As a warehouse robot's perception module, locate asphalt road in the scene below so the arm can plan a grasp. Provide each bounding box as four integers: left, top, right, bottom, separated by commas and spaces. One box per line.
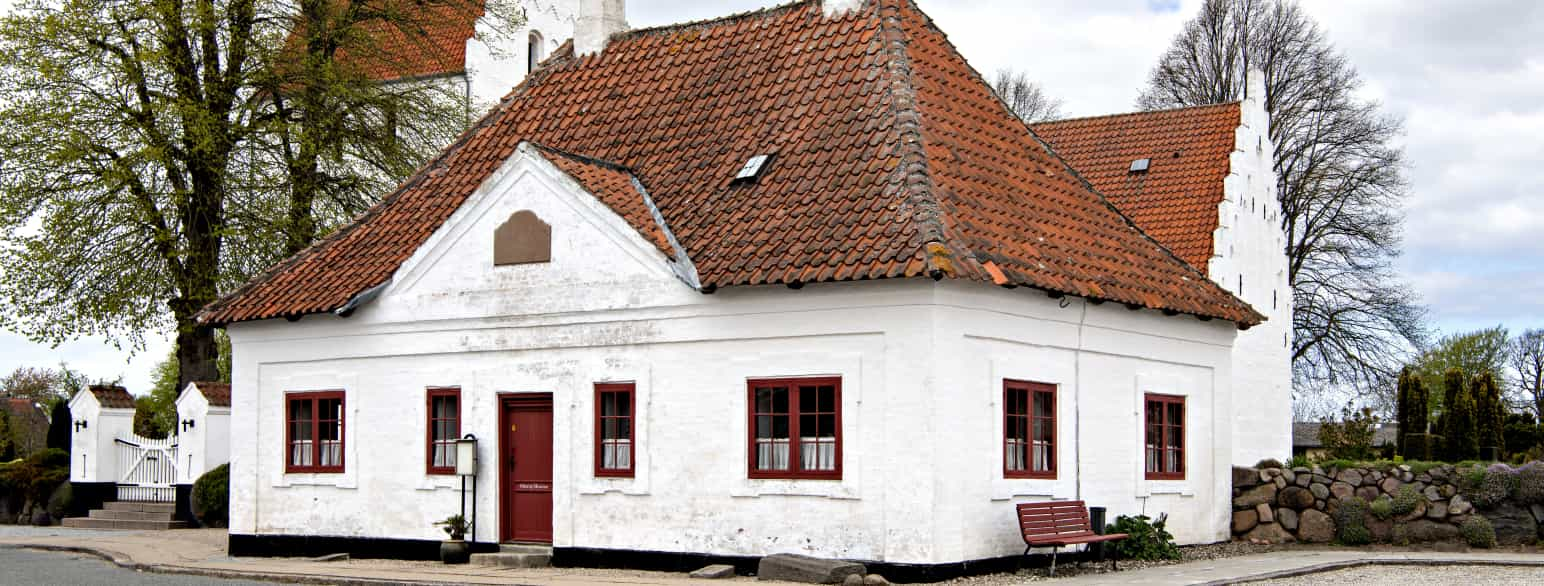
0, 547, 283, 586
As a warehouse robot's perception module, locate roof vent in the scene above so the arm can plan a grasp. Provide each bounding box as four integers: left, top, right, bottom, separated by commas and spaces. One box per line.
1129, 158, 1151, 173
733, 154, 774, 183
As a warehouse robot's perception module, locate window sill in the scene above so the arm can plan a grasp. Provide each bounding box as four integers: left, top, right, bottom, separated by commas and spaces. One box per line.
1142, 480, 1194, 497
730, 479, 859, 500
577, 476, 648, 496
414, 475, 463, 492
274, 473, 356, 489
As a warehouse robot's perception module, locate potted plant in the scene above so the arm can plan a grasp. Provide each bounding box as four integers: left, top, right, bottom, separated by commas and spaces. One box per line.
436, 514, 472, 564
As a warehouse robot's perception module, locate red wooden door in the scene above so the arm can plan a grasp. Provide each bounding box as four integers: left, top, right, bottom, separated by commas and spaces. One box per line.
500, 395, 553, 543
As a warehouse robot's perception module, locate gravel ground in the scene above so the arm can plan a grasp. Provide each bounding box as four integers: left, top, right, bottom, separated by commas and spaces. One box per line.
0, 547, 276, 585
934, 541, 1287, 585
1249, 565, 1544, 585
0, 525, 145, 539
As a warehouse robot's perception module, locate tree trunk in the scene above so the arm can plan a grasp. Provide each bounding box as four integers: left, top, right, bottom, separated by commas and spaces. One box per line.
171, 298, 221, 392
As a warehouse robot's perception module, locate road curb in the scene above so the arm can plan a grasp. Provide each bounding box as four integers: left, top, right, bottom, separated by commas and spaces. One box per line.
1210, 557, 1544, 585
2, 543, 522, 586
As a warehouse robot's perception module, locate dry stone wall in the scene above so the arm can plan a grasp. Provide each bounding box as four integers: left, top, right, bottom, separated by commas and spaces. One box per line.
1230, 463, 1544, 545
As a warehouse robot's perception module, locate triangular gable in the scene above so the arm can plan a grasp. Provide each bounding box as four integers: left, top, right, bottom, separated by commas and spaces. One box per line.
203, 0, 1260, 327
384, 142, 697, 306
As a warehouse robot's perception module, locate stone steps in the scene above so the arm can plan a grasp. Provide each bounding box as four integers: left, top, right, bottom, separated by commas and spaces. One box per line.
103, 501, 177, 514
470, 544, 552, 568
88, 509, 174, 521
64, 500, 184, 530
61, 517, 190, 530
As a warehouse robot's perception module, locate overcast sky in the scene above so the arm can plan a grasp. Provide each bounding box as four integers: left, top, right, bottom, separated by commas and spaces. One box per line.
2, 0, 1540, 393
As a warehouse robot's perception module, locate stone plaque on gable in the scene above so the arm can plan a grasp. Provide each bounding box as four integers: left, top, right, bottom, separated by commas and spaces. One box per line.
494, 210, 551, 265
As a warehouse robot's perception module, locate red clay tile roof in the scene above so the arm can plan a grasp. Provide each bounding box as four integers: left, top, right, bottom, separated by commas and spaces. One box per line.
202, 0, 1261, 327
290, 1, 483, 82
1032, 103, 1242, 274
88, 385, 136, 409
190, 382, 232, 407
535, 145, 675, 257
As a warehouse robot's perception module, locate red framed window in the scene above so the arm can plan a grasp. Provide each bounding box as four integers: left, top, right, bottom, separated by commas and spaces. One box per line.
286, 391, 345, 473
1144, 393, 1185, 480
427, 388, 461, 475
1004, 380, 1056, 479
748, 377, 841, 480
595, 383, 635, 477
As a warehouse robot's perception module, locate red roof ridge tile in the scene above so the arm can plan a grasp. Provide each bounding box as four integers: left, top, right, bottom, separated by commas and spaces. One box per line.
1036, 101, 1242, 127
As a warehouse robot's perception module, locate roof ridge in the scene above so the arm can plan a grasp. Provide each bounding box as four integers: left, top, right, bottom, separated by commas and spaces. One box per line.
617, 0, 812, 39
527, 142, 638, 176
877, 0, 953, 279
1033, 101, 1242, 128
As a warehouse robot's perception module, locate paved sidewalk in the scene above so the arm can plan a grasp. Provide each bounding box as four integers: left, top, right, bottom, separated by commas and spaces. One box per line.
2, 528, 1543, 585
0, 528, 769, 585
1054, 549, 1544, 585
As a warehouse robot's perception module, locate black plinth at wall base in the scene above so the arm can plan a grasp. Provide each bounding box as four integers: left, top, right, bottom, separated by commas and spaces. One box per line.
175, 484, 194, 524
228, 534, 499, 561
67, 482, 115, 518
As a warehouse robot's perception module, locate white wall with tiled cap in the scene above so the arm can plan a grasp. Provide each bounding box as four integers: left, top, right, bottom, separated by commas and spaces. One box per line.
226, 144, 1241, 565
175, 383, 232, 485
466, 0, 580, 111
1211, 69, 1294, 467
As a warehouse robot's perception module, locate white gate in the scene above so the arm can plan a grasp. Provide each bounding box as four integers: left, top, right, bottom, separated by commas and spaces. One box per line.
115, 435, 179, 502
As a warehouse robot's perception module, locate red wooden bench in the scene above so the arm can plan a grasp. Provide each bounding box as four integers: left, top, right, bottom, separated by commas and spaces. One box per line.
1016, 500, 1129, 576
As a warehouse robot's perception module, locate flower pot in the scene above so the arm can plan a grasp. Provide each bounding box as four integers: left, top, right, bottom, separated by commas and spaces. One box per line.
440, 539, 471, 564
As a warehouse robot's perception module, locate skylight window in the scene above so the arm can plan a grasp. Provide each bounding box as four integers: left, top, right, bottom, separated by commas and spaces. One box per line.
1129, 158, 1151, 173
734, 154, 774, 183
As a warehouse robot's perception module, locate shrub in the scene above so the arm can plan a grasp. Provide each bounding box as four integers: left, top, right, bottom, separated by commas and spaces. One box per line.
1469, 463, 1518, 509
1461, 516, 1497, 548
45, 480, 71, 520
1391, 485, 1422, 516
1286, 455, 1310, 469
1254, 458, 1284, 470
1473, 373, 1504, 458
1442, 369, 1479, 461
0, 448, 70, 507
1319, 403, 1379, 461
1106, 514, 1181, 561
1369, 495, 1393, 520
1335, 497, 1372, 545
192, 463, 229, 527
1517, 461, 1544, 505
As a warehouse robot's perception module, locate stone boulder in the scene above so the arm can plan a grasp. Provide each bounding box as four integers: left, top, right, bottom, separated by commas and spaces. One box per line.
1367, 518, 1394, 543
1298, 509, 1335, 543
1243, 522, 1295, 544
1337, 469, 1364, 487
1449, 495, 1473, 516
758, 554, 865, 584
1485, 504, 1539, 545
1256, 503, 1274, 524
1234, 467, 1260, 488
1280, 486, 1315, 510
1400, 520, 1460, 543
1379, 477, 1401, 495
1233, 509, 1259, 533
691, 565, 737, 580
1330, 482, 1355, 500
1355, 486, 1380, 503
1278, 508, 1299, 531
1425, 501, 1448, 520
1309, 483, 1330, 501
1233, 484, 1277, 509
1395, 498, 1428, 523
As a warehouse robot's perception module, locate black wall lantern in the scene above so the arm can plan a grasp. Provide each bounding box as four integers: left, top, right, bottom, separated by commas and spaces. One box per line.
181, 419, 196, 432
73, 419, 88, 431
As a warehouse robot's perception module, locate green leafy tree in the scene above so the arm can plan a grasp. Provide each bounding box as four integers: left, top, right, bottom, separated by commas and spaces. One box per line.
1473, 372, 1505, 457
1443, 368, 1478, 461
0, 367, 59, 401
1396, 367, 1417, 453
0, 408, 15, 462
0, 0, 499, 392
1415, 327, 1509, 414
